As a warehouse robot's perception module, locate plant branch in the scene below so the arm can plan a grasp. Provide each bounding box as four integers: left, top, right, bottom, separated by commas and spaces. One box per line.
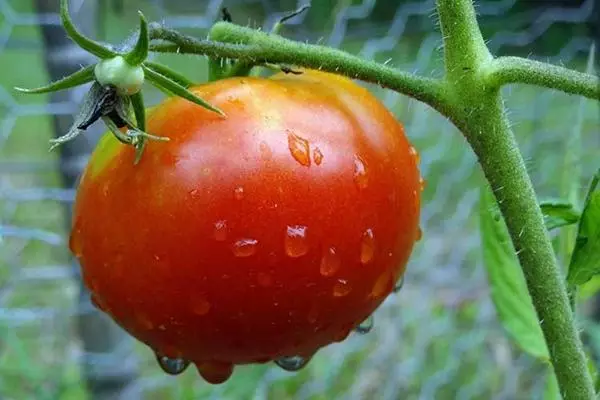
147, 23, 452, 116
435, 0, 491, 81
486, 56, 600, 100
435, 0, 595, 398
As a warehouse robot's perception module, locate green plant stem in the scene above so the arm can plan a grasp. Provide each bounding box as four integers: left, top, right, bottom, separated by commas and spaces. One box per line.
486, 57, 600, 100
436, 0, 594, 398
147, 23, 452, 115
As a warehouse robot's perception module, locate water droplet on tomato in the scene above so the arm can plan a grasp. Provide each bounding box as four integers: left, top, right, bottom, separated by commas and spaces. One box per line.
371, 273, 393, 299
313, 146, 324, 165
156, 353, 190, 375
355, 315, 374, 334
360, 228, 375, 264
287, 131, 311, 167
257, 272, 273, 287
419, 176, 427, 191
409, 145, 420, 163
275, 355, 310, 371
416, 226, 423, 241
285, 225, 309, 257
332, 279, 352, 297
353, 155, 368, 189
213, 220, 227, 241
393, 276, 405, 293
191, 297, 211, 315
232, 238, 258, 257
259, 141, 272, 160
234, 186, 244, 200
196, 361, 234, 384
320, 247, 341, 277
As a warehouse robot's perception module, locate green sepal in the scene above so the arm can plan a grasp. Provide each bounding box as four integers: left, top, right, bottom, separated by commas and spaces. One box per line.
130, 91, 148, 164
124, 11, 149, 66
14, 65, 95, 94
144, 61, 194, 88
60, 0, 116, 59
143, 65, 225, 116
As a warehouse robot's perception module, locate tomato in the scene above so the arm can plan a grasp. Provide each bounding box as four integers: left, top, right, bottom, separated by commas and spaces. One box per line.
70, 70, 422, 383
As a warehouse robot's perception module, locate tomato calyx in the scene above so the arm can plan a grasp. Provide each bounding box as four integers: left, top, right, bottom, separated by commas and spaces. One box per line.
14, 0, 223, 162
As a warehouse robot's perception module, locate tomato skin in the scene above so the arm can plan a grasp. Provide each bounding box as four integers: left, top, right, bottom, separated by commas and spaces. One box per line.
71, 70, 421, 381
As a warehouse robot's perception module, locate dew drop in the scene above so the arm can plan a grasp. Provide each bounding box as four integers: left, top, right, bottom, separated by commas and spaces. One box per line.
393, 276, 405, 293
213, 220, 228, 242
371, 273, 393, 299
156, 353, 191, 375
313, 146, 324, 165
191, 297, 211, 316
275, 355, 310, 371
259, 141, 272, 160
419, 176, 427, 191
257, 272, 273, 287
360, 228, 375, 264
353, 155, 368, 189
320, 247, 341, 277
287, 131, 311, 167
332, 279, 352, 297
409, 145, 420, 163
234, 186, 244, 200
285, 225, 309, 258
232, 238, 258, 257
355, 315, 374, 334
196, 361, 234, 384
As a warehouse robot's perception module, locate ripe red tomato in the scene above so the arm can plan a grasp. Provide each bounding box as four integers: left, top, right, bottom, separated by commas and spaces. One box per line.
70, 70, 421, 383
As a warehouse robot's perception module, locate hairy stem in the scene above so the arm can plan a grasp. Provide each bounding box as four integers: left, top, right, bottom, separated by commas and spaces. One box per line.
147, 23, 452, 116
486, 56, 600, 100
457, 98, 594, 400
436, 0, 594, 398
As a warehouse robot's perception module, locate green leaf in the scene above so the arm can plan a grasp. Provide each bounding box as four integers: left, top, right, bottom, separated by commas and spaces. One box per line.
544, 369, 561, 400
480, 185, 550, 361
567, 170, 600, 285
14, 65, 95, 94
124, 12, 149, 66
143, 65, 225, 116
60, 0, 116, 59
144, 61, 194, 88
540, 200, 581, 230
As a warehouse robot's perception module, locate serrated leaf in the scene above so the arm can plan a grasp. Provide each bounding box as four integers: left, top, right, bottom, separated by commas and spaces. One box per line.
14, 65, 95, 94
124, 12, 149, 66
567, 171, 600, 285
480, 185, 550, 361
143, 65, 224, 116
144, 61, 194, 88
60, 0, 116, 59
540, 200, 581, 230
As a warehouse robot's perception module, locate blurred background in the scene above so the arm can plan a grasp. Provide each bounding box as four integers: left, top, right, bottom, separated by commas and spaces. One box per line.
0, 0, 598, 399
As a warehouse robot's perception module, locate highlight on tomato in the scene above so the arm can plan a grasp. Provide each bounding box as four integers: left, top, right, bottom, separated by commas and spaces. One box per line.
69, 69, 423, 383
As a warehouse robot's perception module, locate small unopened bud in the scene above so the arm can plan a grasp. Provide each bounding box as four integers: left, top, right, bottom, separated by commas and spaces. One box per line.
94, 56, 144, 95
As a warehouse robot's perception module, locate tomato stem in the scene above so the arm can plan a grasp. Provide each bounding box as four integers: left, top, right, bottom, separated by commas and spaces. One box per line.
436, 0, 595, 398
